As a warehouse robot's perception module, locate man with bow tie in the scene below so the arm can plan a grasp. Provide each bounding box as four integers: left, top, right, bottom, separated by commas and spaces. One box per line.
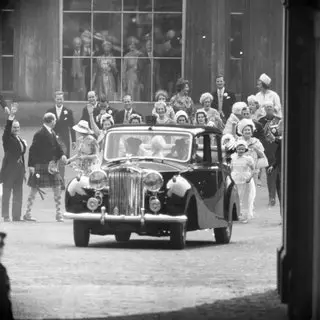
47, 91, 76, 189
211, 75, 236, 122
24, 113, 67, 222
0, 104, 27, 222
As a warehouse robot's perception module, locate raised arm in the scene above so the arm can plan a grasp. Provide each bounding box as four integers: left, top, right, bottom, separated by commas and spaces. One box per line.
87, 104, 101, 137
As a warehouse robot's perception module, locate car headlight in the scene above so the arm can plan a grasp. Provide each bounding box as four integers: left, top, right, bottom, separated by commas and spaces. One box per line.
143, 170, 164, 192
89, 170, 108, 190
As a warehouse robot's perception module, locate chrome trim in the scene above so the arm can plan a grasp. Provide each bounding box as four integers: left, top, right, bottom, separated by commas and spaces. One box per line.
63, 212, 187, 223
108, 167, 143, 216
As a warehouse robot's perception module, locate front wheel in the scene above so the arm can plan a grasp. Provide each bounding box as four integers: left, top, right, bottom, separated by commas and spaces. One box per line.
115, 231, 131, 242
170, 222, 187, 250
214, 222, 233, 244
73, 220, 90, 247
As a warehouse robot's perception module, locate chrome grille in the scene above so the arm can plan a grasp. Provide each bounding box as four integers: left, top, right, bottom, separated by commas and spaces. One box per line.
108, 168, 143, 215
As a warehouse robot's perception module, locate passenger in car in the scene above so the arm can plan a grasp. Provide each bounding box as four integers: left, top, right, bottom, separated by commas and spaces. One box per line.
124, 137, 148, 157
166, 138, 189, 160
150, 135, 167, 158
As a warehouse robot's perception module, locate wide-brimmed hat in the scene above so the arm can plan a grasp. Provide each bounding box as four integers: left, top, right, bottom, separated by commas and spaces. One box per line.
72, 120, 94, 135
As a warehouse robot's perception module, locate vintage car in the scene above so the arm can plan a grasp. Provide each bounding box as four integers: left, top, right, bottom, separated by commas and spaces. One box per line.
63, 124, 240, 249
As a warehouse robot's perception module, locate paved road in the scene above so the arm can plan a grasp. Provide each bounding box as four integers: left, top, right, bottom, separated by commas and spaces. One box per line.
0, 127, 287, 319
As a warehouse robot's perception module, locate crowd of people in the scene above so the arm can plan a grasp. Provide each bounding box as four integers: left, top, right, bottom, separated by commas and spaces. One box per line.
0, 72, 282, 225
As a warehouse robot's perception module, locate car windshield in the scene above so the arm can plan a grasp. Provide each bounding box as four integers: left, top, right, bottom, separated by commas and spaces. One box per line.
104, 130, 193, 163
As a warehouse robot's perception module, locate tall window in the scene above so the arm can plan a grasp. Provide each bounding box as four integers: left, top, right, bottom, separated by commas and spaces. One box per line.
229, 12, 243, 100
0, 6, 15, 92
62, 0, 183, 102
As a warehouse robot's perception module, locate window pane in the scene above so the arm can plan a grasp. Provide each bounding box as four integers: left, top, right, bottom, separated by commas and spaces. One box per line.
2, 57, 13, 91
137, 58, 152, 101
63, 13, 91, 56
153, 14, 182, 58
93, 57, 121, 101
1, 11, 14, 55
123, 0, 152, 11
123, 13, 152, 46
154, 0, 182, 12
229, 59, 242, 95
93, 0, 121, 11
230, 14, 243, 59
93, 13, 121, 57
63, 57, 91, 101
63, 0, 91, 11
156, 59, 181, 97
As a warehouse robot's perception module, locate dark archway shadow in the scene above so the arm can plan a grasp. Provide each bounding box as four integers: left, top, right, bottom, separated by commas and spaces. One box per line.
27, 289, 286, 320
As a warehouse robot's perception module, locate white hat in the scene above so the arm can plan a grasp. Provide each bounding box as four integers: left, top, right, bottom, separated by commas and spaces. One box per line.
261, 100, 274, 108
72, 120, 94, 134
232, 102, 247, 115
235, 139, 248, 149
259, 73, 272, 86
174, 110, 189, 122
247, 95, 259, 104
237, 118, 256, 135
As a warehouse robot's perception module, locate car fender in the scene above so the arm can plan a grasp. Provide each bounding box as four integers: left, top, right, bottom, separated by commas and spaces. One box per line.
224, 175, 240, 221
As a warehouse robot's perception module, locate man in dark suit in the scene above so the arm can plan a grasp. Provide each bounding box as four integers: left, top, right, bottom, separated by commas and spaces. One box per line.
114, 94, 141, 124
0, 104, 26, 222
211, 75, 236, 122
80, 91, 115, 130
0, 232, 14, 320
47, 91, 76, 188
24, 113, 67, 222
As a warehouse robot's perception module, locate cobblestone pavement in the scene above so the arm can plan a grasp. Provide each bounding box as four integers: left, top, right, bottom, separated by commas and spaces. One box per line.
0, 127, 287, 319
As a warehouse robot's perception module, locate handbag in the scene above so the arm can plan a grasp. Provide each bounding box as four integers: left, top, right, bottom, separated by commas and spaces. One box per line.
256, 155, 269, 169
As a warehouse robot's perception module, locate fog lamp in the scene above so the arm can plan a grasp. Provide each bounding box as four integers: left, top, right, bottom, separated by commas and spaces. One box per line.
87, 197, 99, 212
149, 196, 161, 213
143, 170, 163, 192
89, 170, 108, 190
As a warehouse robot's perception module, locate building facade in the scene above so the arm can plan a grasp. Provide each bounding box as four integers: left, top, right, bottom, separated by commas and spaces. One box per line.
0, 0, 283, 113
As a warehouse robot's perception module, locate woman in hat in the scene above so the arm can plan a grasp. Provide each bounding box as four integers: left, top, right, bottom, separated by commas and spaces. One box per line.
150, 135, 167, 158
247, 94, 265, 121
237, 118, 268, 186
169, 78, 195, 122
255, 73, 282, 118
198, 92, 225, 130
93, 40, 117, 101
152, 90, 175, 120
123, 36, 143, 101
174, 110, 189, 125
223, 102, 246, 136
153, 101, 175, 124
66, 120, 99, 175
230, 140, 256, 223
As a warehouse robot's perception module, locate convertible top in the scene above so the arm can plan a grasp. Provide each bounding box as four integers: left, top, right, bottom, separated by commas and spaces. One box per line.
107, 124, 223, 136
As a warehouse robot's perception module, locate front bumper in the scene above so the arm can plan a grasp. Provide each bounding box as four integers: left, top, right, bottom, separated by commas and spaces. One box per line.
63, 212, 187, 223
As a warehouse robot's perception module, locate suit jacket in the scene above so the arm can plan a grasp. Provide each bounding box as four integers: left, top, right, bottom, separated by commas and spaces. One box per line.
47, 106, 76, 157
0, 119, 27, 183
271, 138, 282, 171
81, 103, 102, 129
211, 88, 236, 120
114, 109, 142, 124
28, 126, 64, 167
